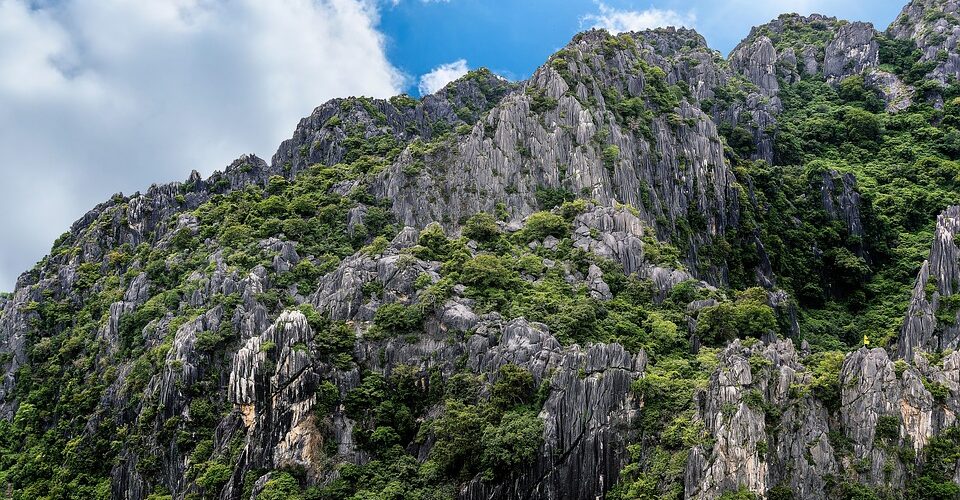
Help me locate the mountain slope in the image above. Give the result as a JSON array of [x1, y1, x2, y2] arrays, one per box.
[[4, 1, 960, 499]]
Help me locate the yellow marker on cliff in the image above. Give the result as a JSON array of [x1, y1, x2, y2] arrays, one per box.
[[863, 334, 870, 346]]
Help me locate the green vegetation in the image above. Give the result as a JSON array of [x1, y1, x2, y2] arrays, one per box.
[[602, 145, 621, 175], [751, 14, 842, 55], [0, 124, 407, 498], [319, 364, 543, 497], [370, 302, 424, 339], [695, 288, 777, 344], [724, 75, 960, 352], [526, 86, 558, 113], [875, 414, 901, 443], [907, 427, 960, 499]]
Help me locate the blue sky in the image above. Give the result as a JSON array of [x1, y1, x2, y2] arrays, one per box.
[[0, 0, 913, 290], [381, 0, 908, 95]]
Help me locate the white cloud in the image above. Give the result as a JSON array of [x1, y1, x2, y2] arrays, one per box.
[[0, 0, 404, 290], [582, 2, 696, 34], [418, 59, 468, 95], [388, 0, 450, 5]]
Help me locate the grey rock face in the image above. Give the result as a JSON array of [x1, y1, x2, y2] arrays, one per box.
[[271, 70, 517, 176], [823, 22, 880, 82], [889, 0, 960, 83], [771, 397, 838, 498], [865, 69, 915, 111], [372, 30, 741, 286], [228, 310, 321, 478], [836, 346, 960, 489], [461, 319, 646, 500], [571, 204, 647, 275], [687, 340, 771, 498], [213, 305, 646, 500], [0, 150, 272, 420], [310, 230, 438, 322], [685, 339, 839, 499], [0, 287, 35, 419], [802, 46, 820, 75], [839, 348, 909, 487], [730, 36, 780, 95], [685, 337, 960, 498], [722, 12, 919, 164], [820, 170, 866, 256], [898, 206, 960, 360]]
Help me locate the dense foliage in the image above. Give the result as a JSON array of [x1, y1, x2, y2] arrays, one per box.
[[727, 75, 960, 351], [0, 130, 402, 498]]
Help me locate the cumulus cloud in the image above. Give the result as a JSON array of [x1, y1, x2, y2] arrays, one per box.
[[582, 2, 696, 33], [0, 0, 404, 290], [418, 59, 469, 95]]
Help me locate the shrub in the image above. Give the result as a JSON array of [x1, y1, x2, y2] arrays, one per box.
[[660, 413, 709, 449], [696, 290, 777, 345], [462, 254, 519, 292], [368, 425, 401, 450], [936, 294, 960, 325], [749, 354, 772, 374], [720, 124, 756, 158], [195, 322, 234, 353], [414, 223, 453, 261], [718, 487, 759, 500], [602, 145, 620, 173], [445, 372, 481, 403], [219, 224, 254, 247], [614, 97, 653, 124], [907, 427, 960, 498], [837, 75, 882, 111], [807, 351, 845, 412], [490, 364, 535, 410], [462, 212, 500, 242], [757, 440, 768, 458], [925, 380, 950, 403], [743, 389, 766, 413], [428, 400, 485, 477], [362, 235, 390, 255], [535, 187, 575, 209], [370, 303, 423, 339], [894, 359, 908, 378], [521, 211, 568, 241], [315, 381, 340, 417], [526, 87, 558, 113], [767, 483, 795, 500], [875, 415, 900, 443], [195, 461, 232, 491], [480, 409, 544, 479], [257, 472, 303, 500]]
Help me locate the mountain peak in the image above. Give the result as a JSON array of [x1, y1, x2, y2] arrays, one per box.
[[6, 2, 960, 499], [888, 0, 960, 81]]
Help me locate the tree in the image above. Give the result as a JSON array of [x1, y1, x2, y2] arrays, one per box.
[[490, 364, 535, 410], [415, 222, 453, 261], [428, 400, 484, 478], [696, 289, 777, 345], [480, 409, 544, 479], [370, 303, 423, 338], [521, 211, 568, 241], [257, 472, 303, 500], [463, 212, 500, 242], [462, 254, 519, 291]]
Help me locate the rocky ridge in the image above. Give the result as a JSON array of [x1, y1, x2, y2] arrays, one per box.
[[3, 1, 960, 499]]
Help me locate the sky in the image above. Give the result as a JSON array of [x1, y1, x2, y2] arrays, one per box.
[[0, 0, 908, 291]]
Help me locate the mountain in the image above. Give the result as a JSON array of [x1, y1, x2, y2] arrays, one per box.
[[4, 0, 960, 498]]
